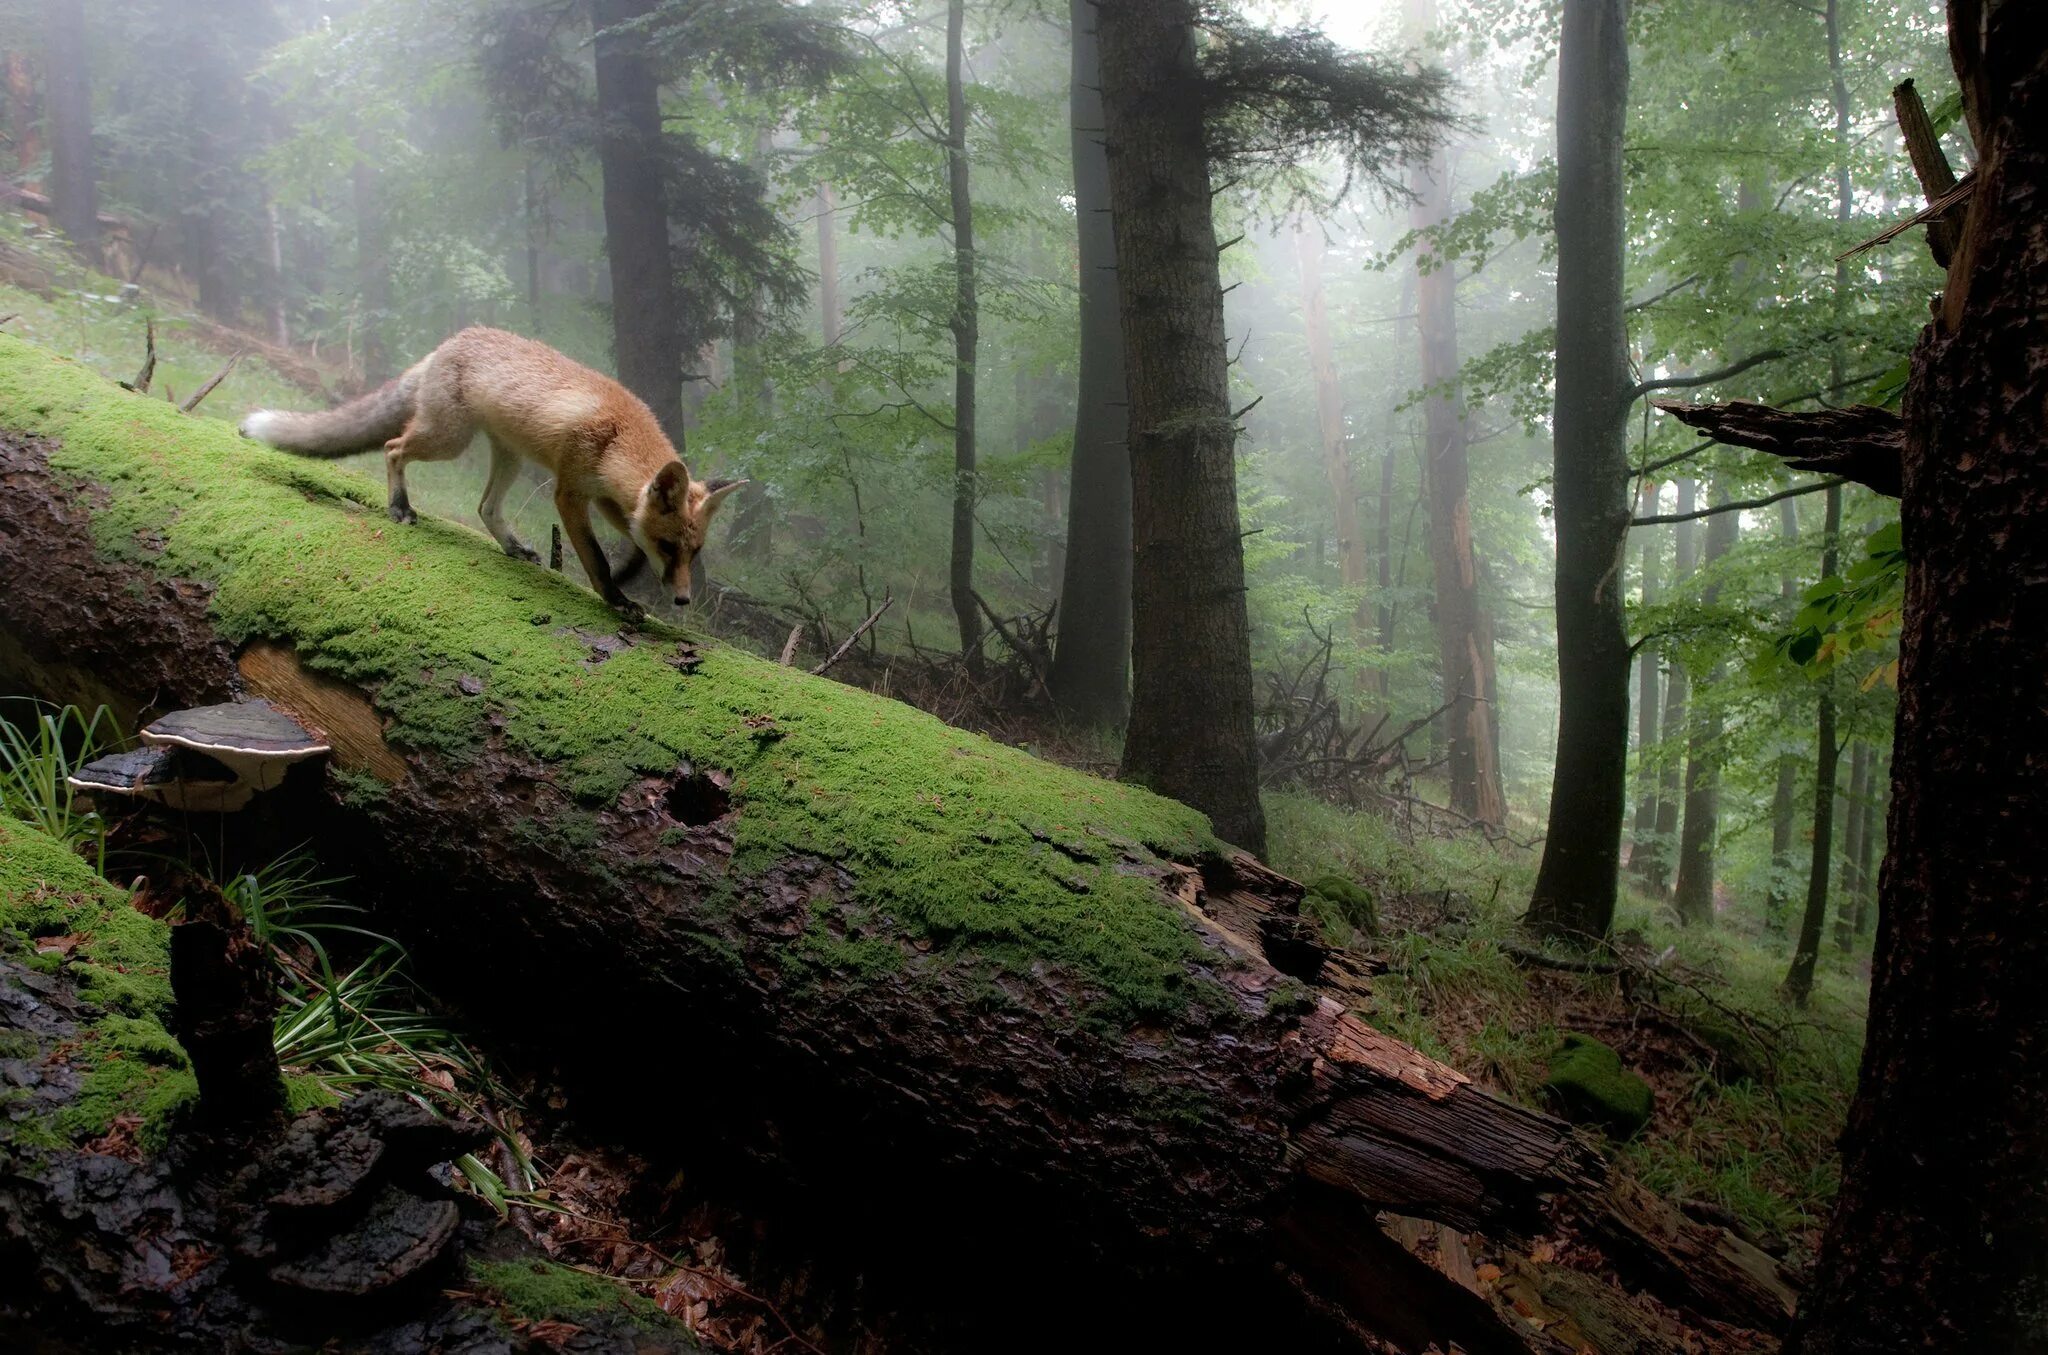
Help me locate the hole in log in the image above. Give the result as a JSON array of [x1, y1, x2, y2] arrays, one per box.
[[663, 767, 733, 827]]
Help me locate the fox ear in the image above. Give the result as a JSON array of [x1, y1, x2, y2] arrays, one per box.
[[651, 461, 689, 512], [698, 478, 748, 519]]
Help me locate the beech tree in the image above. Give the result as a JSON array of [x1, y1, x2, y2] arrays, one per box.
[[1524, 0, 1631, 941]]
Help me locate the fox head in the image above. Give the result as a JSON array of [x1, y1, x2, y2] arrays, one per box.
[[633, 461, 746, 607]]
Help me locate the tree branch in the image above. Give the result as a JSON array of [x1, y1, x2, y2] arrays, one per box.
[[1627, 349, 1787, 401], [1631, 477, 1846, 527], [1655, 399, 1904, 497]]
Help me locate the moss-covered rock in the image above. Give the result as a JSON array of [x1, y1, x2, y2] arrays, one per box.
[[1305, 873, 1378, 937], [1540, 1032, 1653, 1140]]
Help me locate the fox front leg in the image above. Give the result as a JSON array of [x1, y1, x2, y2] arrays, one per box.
[[556, 487, 644, 623]]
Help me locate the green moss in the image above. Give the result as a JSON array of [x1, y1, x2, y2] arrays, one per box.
[[469, 1257, 660, 1324], [1305, 874, 1378, 936], [1540, 1032, 1654, 1140], [285, 1073, 344, 1115], [0, 336, 1231, 1024], [0, 818, 197, 1141]]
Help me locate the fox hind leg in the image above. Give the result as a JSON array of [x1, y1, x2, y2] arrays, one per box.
[[480, 437, 540, 562], [383, 408, 474, 525]]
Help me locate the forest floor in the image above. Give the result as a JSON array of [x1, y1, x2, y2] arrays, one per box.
[[0, 218, 1871, 1349]]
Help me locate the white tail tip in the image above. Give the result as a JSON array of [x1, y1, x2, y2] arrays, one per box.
[[239, 410, 280, 442]]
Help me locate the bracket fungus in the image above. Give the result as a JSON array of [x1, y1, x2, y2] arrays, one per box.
[[69, 698, 329, 812]]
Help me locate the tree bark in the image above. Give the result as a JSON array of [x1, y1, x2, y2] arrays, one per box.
[[1099, 0, 1265, 855], [591, 0, 686, 445], [1783, 483, 1842, 1007], [1765, 498, 1802, 935], [1672, 482, 1734, 926], [1628, 530, 1660, 878], [1646, 478, 1694, 897], [1049, 0, 1133, 729], [44, 0, 98, 266], [945, 0, 982, 669], [0, 336, 1609, 1346], [1525, 0, 1631, 942], [1792, 13, 2048, 1340]]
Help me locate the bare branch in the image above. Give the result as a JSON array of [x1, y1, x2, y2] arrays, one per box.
[[1632, 477, 1846, 527], [1627, 349, 1786, 401], [1656, 399, 1904, 497]]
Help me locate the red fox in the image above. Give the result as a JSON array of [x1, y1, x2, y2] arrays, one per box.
[[239, 326, 743, 616]]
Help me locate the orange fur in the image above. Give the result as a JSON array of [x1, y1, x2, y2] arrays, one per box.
[[241, 326, 744, 614]]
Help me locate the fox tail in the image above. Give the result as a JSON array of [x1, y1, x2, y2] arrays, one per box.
[[239, 365, 422, 458]]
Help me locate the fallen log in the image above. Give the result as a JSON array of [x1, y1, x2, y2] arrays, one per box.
[[0, 334, 1597, 1342]]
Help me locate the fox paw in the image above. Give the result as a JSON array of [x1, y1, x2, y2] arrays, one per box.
[[387, 502, 418, 526], [504, 540, 542, 564], [608, 595, 647, 625]]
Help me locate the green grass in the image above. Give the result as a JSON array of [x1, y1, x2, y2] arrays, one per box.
[[0, 218, 320, 421], [0, 699, 114, 873]]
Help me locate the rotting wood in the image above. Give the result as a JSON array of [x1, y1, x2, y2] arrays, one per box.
[[238, 640, 410, 784]]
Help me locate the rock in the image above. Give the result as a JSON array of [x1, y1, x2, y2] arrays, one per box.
[[1305, 874, 1378, 936], [1540, 1033, 1654, 1140]]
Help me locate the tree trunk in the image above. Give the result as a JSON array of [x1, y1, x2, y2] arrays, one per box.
[[44, 0, 98, 265], [1405, 69, 1505, 829], [1783, 483, 1843, 1007], [591, 0, 686, 445], [1851, 750, 1883, 937], [1049, 0, 1133, 729], [264, 197, 291, 347], [1671, 483, 1734, 926], [1791, 11, 2048, 1343], [1628, 531, 1660, 878], [1646, 477, 1695, 896], [1294, 221, 1368, 619], [945, 0, 981, 668], [1524, 0, 1630, 942], [1099, 0, 1265, 855], [351, 149, 392, 384], [1765, 498, 1801, 934], [7, 51, 43, 188], [0, 334, 1608, 1347], [1833, 738, 1869, 951]]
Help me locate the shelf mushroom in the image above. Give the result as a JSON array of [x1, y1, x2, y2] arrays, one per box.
[[68, 698, 330, 813]]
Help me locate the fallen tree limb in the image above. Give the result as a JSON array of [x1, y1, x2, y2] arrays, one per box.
[[0, 334, 1600, 1346], [1655, 399, 1904, 498]]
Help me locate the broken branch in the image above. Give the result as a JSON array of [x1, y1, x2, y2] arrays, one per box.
[[1655, 400, 1903, 498], [178, 351, 241, 414]]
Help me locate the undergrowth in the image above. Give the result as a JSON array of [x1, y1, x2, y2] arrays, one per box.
[[0, 701, 529, 1206], [1266, 788, 1865, 1250]]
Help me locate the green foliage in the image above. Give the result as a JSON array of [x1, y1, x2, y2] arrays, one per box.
[[0, 701, 114, 873], [1779, 521, 1904, 685]]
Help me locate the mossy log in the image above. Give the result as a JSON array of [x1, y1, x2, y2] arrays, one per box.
[[0, 335, 1598, 1339]]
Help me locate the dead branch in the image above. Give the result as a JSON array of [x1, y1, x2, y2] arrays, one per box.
[[810, 597, 891, 677], [178, 351, 241, 414], [778, 625, 805, 667], [1654, 400, 1903, 498], [1631, 477, 1846, 526], [121, 319, 156, 394], [1892, 78, 1963, 265], [970, 590, 1053, 695]]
